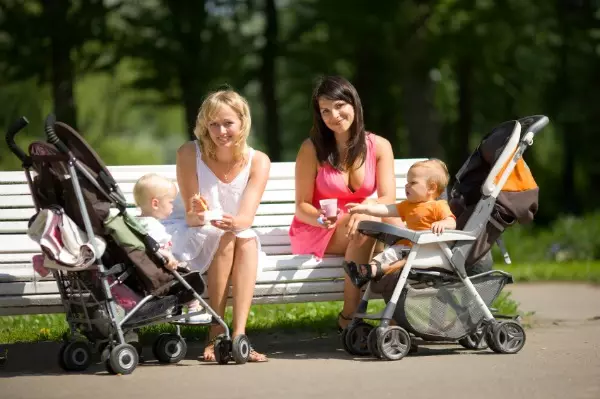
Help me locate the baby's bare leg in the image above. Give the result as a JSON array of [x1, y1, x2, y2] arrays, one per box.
[[382, 258, 407, 275]]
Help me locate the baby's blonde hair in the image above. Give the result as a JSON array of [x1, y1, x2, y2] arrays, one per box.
[[194, 89, 251, 162], [410, 159, 450, 197], [133, 173, 177, 209]]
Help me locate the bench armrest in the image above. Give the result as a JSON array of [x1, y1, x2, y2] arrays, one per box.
[[357, 220, 477, 246]]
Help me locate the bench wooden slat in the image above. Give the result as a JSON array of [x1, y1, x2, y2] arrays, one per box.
[[0, 158, 424, 315], [0, 292, 352, 316], [0, 268, 345, 297], [0, 159, 421, 182], [0, 280, 344, 304]]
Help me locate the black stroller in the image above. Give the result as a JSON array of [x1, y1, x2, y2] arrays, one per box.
[[5, 115, 251, 374], [341, 115, 547, 360]]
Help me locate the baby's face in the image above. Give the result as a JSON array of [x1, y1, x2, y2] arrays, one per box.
[[151, 186, 177, 220], [405, 167, 436, 203]]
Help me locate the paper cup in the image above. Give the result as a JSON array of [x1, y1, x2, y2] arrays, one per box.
[[319, 199, 338, 221], [204, 210, 224, 222]]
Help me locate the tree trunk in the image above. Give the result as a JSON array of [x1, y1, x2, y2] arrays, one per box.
[[260, 0, 281, 160], [182, 91, 203, 142], [402, 74, 442, 159], [453, 56, 473, 173], [166, 0, 208, 141], [42, 0, 77, 130], [556, 0, 577, 212]]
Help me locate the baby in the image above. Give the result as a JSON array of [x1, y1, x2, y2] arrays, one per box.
[[344, 159, 456, 287], [133, 173, 212, 324]]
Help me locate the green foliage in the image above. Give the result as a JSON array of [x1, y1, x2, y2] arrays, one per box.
[[494, 212, 600, 263], [0, 0, 599, 221]]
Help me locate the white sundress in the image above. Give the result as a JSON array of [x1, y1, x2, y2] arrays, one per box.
[[162, 142, 265, 274]]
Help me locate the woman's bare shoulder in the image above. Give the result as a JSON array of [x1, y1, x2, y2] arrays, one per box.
[[297, 138, 317, 160], [372, 134, 393, 158], [251, 150, 271, 171], [177, 141, 197, 158]]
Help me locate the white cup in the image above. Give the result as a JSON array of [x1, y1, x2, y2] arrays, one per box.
[[204, 209, 224, 222], [319, 199, 338, 221]]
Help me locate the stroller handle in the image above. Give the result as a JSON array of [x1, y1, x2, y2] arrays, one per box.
[[44, 114, 70, 155], [519, 115, 549, 136], [5, 116, 30, 164]]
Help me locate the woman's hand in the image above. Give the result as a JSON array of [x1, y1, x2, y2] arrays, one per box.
[[185, 210, 206, 227], [211, 213, 238, 232], [346, 212, 375, 238], [191, 194, 209, 213], [317, 208, 340, 230]]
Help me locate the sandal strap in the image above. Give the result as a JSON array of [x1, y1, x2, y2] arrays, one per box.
[[338, 311, 352, 321], [373, 263, 384, 281]]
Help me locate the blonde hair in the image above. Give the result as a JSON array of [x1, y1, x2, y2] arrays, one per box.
[[133, 174, 177, 209], [410, 159, 450, 197], [193, 89, 251, 162]]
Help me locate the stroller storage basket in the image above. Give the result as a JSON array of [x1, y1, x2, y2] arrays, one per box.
[[396, 271, 510, 340]]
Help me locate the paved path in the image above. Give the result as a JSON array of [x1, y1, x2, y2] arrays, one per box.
[[1, 283, 599, 399]]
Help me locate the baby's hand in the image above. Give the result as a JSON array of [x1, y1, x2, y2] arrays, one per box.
[[431, 221, 446, 235], [346, 202, 368, 214], [159, 250, 179, 270]]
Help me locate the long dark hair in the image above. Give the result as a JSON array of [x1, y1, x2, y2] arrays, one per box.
[[310, 76, 367, 171]]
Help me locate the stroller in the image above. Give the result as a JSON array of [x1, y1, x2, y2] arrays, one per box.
[[341, 115, 547, 360], [5, 115, 251, 374]]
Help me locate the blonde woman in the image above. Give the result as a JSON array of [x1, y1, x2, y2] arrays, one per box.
[[164, 89, 271, 362]]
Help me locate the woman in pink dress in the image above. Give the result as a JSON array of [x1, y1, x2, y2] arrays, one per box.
[[289, 76, 398, 331]]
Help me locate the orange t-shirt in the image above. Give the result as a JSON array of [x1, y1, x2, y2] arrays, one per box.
[[395, 199, 455, 234]]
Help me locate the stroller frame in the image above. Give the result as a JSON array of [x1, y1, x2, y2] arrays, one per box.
[[342, 115, 549, 361], [5, 115, 250, 374]]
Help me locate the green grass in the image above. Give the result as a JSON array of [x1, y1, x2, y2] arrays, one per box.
[[4, 260, 597, 344], [0, 294, 519, 345], [496, 261, 600, 284]]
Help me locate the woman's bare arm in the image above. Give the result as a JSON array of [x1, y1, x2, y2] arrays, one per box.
[[294, 139, 323, 227], [175, 141, 203, 226], [373, 135, 396, 205], [230, 151, 271, 231]]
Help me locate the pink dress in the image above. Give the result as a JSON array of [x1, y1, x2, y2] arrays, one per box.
[[289, 134, 378, 258]]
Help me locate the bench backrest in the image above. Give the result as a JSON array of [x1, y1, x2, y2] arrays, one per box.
[[0, 159, 423, 315]]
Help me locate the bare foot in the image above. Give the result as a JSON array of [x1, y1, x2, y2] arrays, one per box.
[[248, 348, 268, 362], [203, 341, 215, 362]]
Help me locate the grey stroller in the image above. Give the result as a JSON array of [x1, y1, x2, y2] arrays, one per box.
[[341, 115, 547, 360], [5, 115, 252, 374]]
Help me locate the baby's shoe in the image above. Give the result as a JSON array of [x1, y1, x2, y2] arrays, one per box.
[[185, 307, 212, 324]]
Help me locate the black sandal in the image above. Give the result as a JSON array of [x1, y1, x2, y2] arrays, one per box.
[[343, 261, 384, 289], [337, 312, 352, 333]]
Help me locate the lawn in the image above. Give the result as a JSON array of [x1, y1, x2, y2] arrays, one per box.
[[1, 260, 597, 345]]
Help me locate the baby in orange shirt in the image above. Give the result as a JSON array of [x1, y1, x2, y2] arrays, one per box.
[[344, 159, 456, 288]]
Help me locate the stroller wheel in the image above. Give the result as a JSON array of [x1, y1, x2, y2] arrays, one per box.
[[367, 327, 383, 359], [153, 334, 187, 364], [107, 344, 139, 375], [344, 322, 373, 356], [458, 326, 488, 350], [214, 335, 231, 365], [59, 341, 93, 372], [232, 334, 251, 364], [377, 326, 411, 361], [487, 320, 526, 354], [340, 326, 353, 354]]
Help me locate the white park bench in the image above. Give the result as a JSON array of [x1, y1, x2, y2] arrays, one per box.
[[0, 159, 423, 316]]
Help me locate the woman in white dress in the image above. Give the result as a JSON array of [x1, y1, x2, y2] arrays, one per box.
[[164, 89, 270, 362]]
